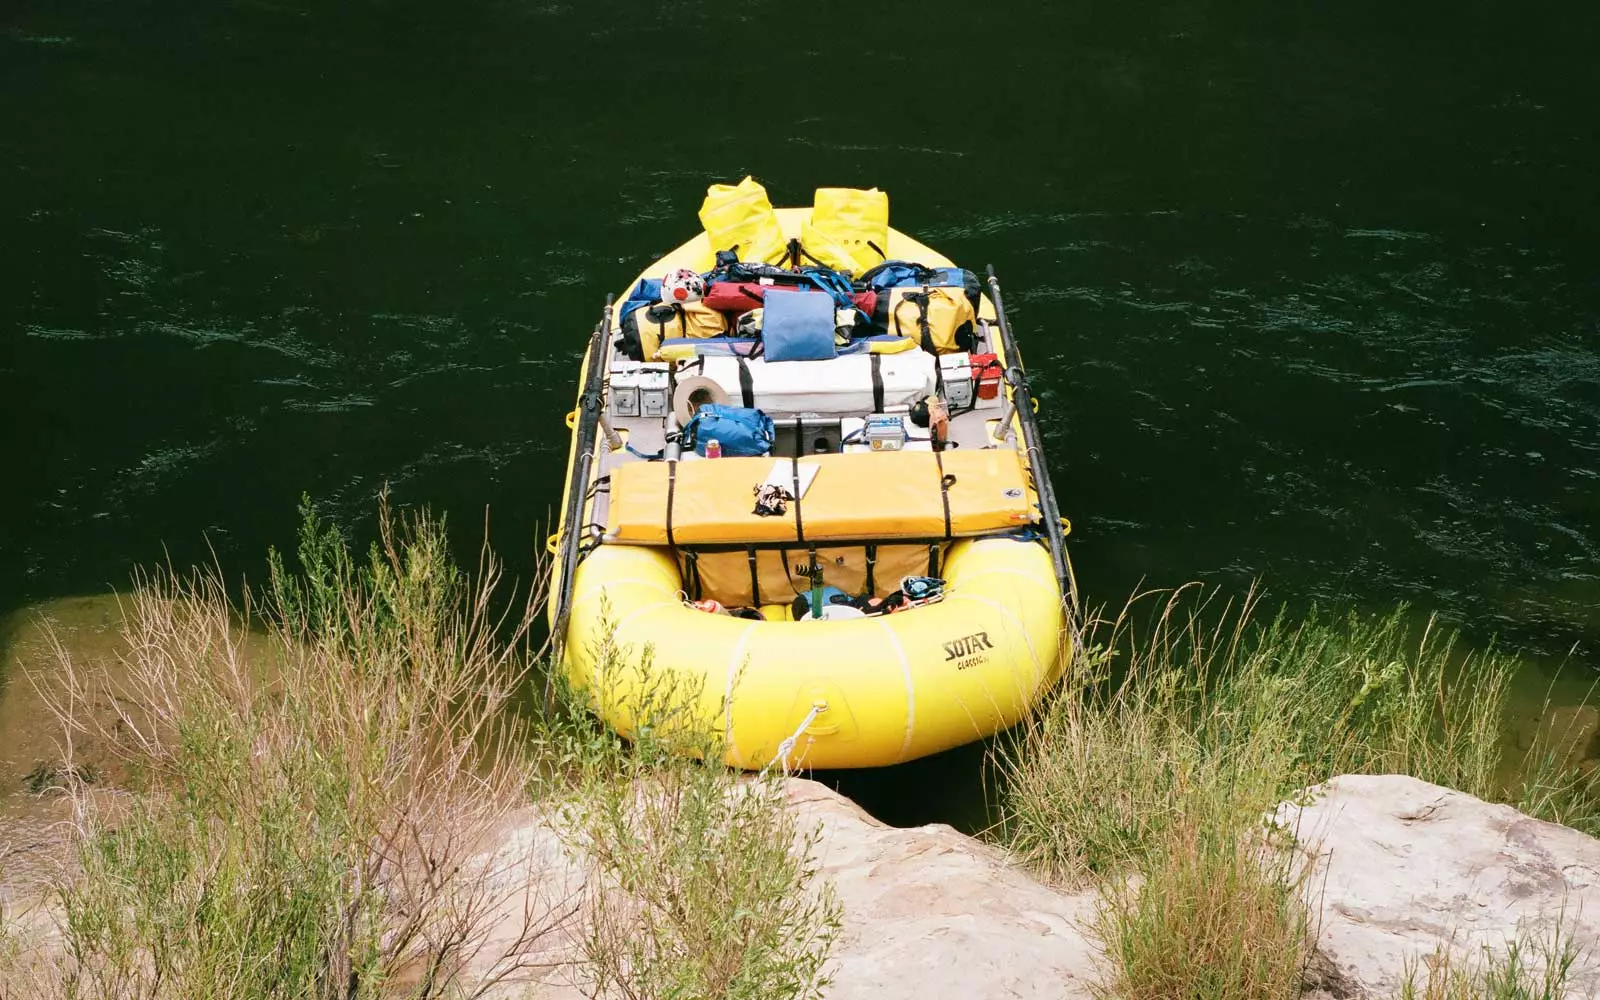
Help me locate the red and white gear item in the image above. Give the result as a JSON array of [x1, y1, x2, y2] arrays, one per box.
[[661, 268, 706, 304]]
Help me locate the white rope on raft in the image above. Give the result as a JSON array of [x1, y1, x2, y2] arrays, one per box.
[[766, 701, 827, 775]]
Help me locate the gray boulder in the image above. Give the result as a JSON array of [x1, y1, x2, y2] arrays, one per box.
[[1279, 774, 1600, 998]]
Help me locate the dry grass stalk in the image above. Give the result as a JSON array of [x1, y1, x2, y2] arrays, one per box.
[[14, 495, 577, 1000]]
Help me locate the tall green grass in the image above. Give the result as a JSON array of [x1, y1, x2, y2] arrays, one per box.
[[4, 496, 839, 1000], [998, 586, 1599, 1000], [1001, 586, 1596, 884], [1397, 913, 1584, 1000]]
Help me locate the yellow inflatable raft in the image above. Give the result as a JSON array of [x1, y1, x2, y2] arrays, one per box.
[[551, 183, 1076, 770]]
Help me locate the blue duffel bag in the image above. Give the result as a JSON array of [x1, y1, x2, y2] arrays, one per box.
[[681, 403, 774, 457]]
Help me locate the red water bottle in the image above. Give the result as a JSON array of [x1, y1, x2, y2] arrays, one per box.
[[705, 438, 722, 459]]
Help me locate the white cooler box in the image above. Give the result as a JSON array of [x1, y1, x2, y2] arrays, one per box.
[[700, 352, 936, 418]]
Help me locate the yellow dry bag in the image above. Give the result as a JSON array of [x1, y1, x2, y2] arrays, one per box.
[[627, 301, 728, 361], [800, 187, 889, 275], [699, 177, 787, 265], [886, 285, 976, 355]]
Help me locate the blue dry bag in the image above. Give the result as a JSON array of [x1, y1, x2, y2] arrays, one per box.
[[682, 404, 774, 458], [619, 278, 663, 322], [861, 261, 980, 296]]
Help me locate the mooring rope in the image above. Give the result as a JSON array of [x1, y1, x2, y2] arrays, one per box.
[[767, 700, 827, 775]]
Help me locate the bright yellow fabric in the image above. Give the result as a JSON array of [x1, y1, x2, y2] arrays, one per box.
[[606, 449, 1034, 545], [865, 336, 918, 354], [800, 187, 889, 275], [699, 177, 788, 265]]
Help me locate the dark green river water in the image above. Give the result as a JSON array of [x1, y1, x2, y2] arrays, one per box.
[[4, 1, 1598, 828]]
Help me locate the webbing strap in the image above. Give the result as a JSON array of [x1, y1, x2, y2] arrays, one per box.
[[683, 551, 701, 600], [736, 355, 755, 409], [933, 451, 954, 540], [865, 544, 878, 595], [791, 417, 805, 543], [928, 543, 940, 578], [922, 286, 949, 400], [665, 460, 678, 547], [891, 293, 925, 352], [916, 286, 934, 355], [746, 546, 760, 605], [870, 353, 884, 413]]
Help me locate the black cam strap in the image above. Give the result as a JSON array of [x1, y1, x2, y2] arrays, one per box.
[[736, 354, 755, 409], [665, 459, 678, 547], [933, 450, 955, 540], [791, 417, 805, 543], [747, 546, 760, 605], [682, 551, 701, 600], [870, 353, 884, 413]]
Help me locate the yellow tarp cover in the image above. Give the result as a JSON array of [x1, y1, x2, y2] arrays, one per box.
[[607, 449, 1035, 545]]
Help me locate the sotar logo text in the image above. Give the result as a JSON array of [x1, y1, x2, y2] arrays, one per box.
[[942, 631, 995, 662]]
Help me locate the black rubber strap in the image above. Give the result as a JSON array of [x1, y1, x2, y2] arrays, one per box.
[[747, 546, 760, 605], [665, 459, 678, 548], [928, 543, 940, 578], [870, 353, 884, 413], [791, 417, 805, 543], [865, 544, 878, 595], [736, 355, 755, 409], [866, 239, 885, 261]]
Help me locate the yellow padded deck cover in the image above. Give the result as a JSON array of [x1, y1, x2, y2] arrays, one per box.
[[607, 449, 1035, 545]]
